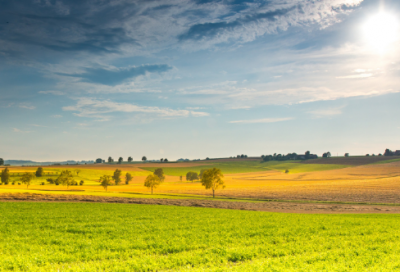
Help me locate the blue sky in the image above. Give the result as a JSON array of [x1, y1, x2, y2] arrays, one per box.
[[1, 0, 399, 161]]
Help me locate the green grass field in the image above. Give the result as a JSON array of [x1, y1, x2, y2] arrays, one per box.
[[142, 160, 348, 176], [1, 202, 400, 271]]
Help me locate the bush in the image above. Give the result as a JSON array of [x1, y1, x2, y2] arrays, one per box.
[[47, 178, 55, 184], [80, 180, 84, 186], [40, 182, 45, 185], [18, 183, 21, 185]]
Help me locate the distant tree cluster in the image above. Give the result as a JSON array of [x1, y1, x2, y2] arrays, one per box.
[[322, 152, 331, 158], [384, 149, 400, 156], [261, 151, 318, 162], [236, 155, 248, 158], [160, 158, 169, 162]]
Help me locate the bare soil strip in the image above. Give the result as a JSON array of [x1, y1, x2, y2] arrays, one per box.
[[2, 193, 400, 214]]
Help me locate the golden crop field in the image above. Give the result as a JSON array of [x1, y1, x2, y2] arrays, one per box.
[[1, 158, 400, 204]]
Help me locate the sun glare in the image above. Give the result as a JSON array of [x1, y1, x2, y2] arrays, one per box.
[[363, 12, 399, 53]]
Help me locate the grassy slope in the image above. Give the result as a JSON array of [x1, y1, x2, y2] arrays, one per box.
[[1, 202, 400, 271], [142, 160, 349, 176]]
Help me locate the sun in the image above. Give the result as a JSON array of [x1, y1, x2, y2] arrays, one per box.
[[363, 12, 399, 54]]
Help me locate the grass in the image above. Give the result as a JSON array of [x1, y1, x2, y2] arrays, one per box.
[[142, 160, 349, 176], [1, 202, 400, 271]]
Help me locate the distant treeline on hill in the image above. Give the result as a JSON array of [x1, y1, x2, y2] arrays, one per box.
[[261, 151, 318, 162]]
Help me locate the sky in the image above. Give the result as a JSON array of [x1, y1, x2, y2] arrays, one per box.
[[1, 0, 400, 161]]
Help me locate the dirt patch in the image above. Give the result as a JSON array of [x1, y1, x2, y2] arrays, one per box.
[[1, 193, 400, 214]]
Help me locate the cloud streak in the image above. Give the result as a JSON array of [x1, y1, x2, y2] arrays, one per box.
[[63, 98, 209, 120], [229, 117, 293, 124]]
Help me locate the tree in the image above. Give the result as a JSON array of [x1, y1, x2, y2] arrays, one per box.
[[186, 171, 199, 182], [164, 158, 168, 162], [144, 174, 162, 194], [154, 168, 165, 182], [118, 157, 123, 164], [0, 158, 4, 166], [113, 169, 122, 185], [128, 157, 133, 163], [201, 168, 225, 198], [1, 167, 10, 185], [79, 180, 84, 186], [180, 176, 182, 181], [76, 170, 81, 176], [20, 172, 35, 188], [142, 156, 147, 162], [160, 158, 164, 162], [56, 170, 75, 188], [345, 153, 349, 157], [384, 149, 393, 156], [100, 175, 112, 191], [285, 169, 289, 174], [199, 169, 209, 179], [108, 156, 113, 163], [125, 173, 133, 185], [35, 167, 44, 177], [96, 158, 102, 163]]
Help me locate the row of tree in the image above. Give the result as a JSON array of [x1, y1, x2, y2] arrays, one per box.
[[97, 156, 169, 164]]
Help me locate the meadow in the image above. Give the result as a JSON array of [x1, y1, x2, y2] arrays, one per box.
[[1, 202, 400, 271]]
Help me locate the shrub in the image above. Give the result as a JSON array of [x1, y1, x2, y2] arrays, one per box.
[[80, 180, 84, 186], [47, 178, 55, 184]]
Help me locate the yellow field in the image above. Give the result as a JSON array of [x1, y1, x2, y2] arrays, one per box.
[[1, 160, 400, 204]]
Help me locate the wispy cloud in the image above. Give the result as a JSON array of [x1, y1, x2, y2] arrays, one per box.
[[58, 65, 173, 86], [13, 128, 31, 133], [229, 117, 293, 124], [336, 73, 373, 79], [19, 103, 35, 110], [308, 106, 344, 118], [63, 98, 209, 120]]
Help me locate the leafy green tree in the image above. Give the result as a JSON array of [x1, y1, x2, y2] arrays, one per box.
[[164, 158, 168, 162], [201, 168, 225, 198], [144, 174, 162, 194], [1, 167, 10, 184], [96, 158, 102, 163], [56, 170, 75, 188], [35, 167, 44, 177], [125, 173, 133, 184], [79, 180, 84, 186], [0, 158, 4, 166], [142, 156, 147, 162], [108, 157, 113, 163], [100, 175, 112, 191], [118, 157, 123, 164], [154, 168, 165, 182], [20, 172, 34, 188], [128, 157, 133, 163], [186, 171, 199, 182], [113, 169, 122, 185], [199, 169, 209, 179]]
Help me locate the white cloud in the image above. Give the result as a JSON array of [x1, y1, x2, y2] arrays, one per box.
[[63, 98, 209, 120], [229, 117, 293, 124], [336, 73, 373, 79], [19, 104, 35, 110]]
